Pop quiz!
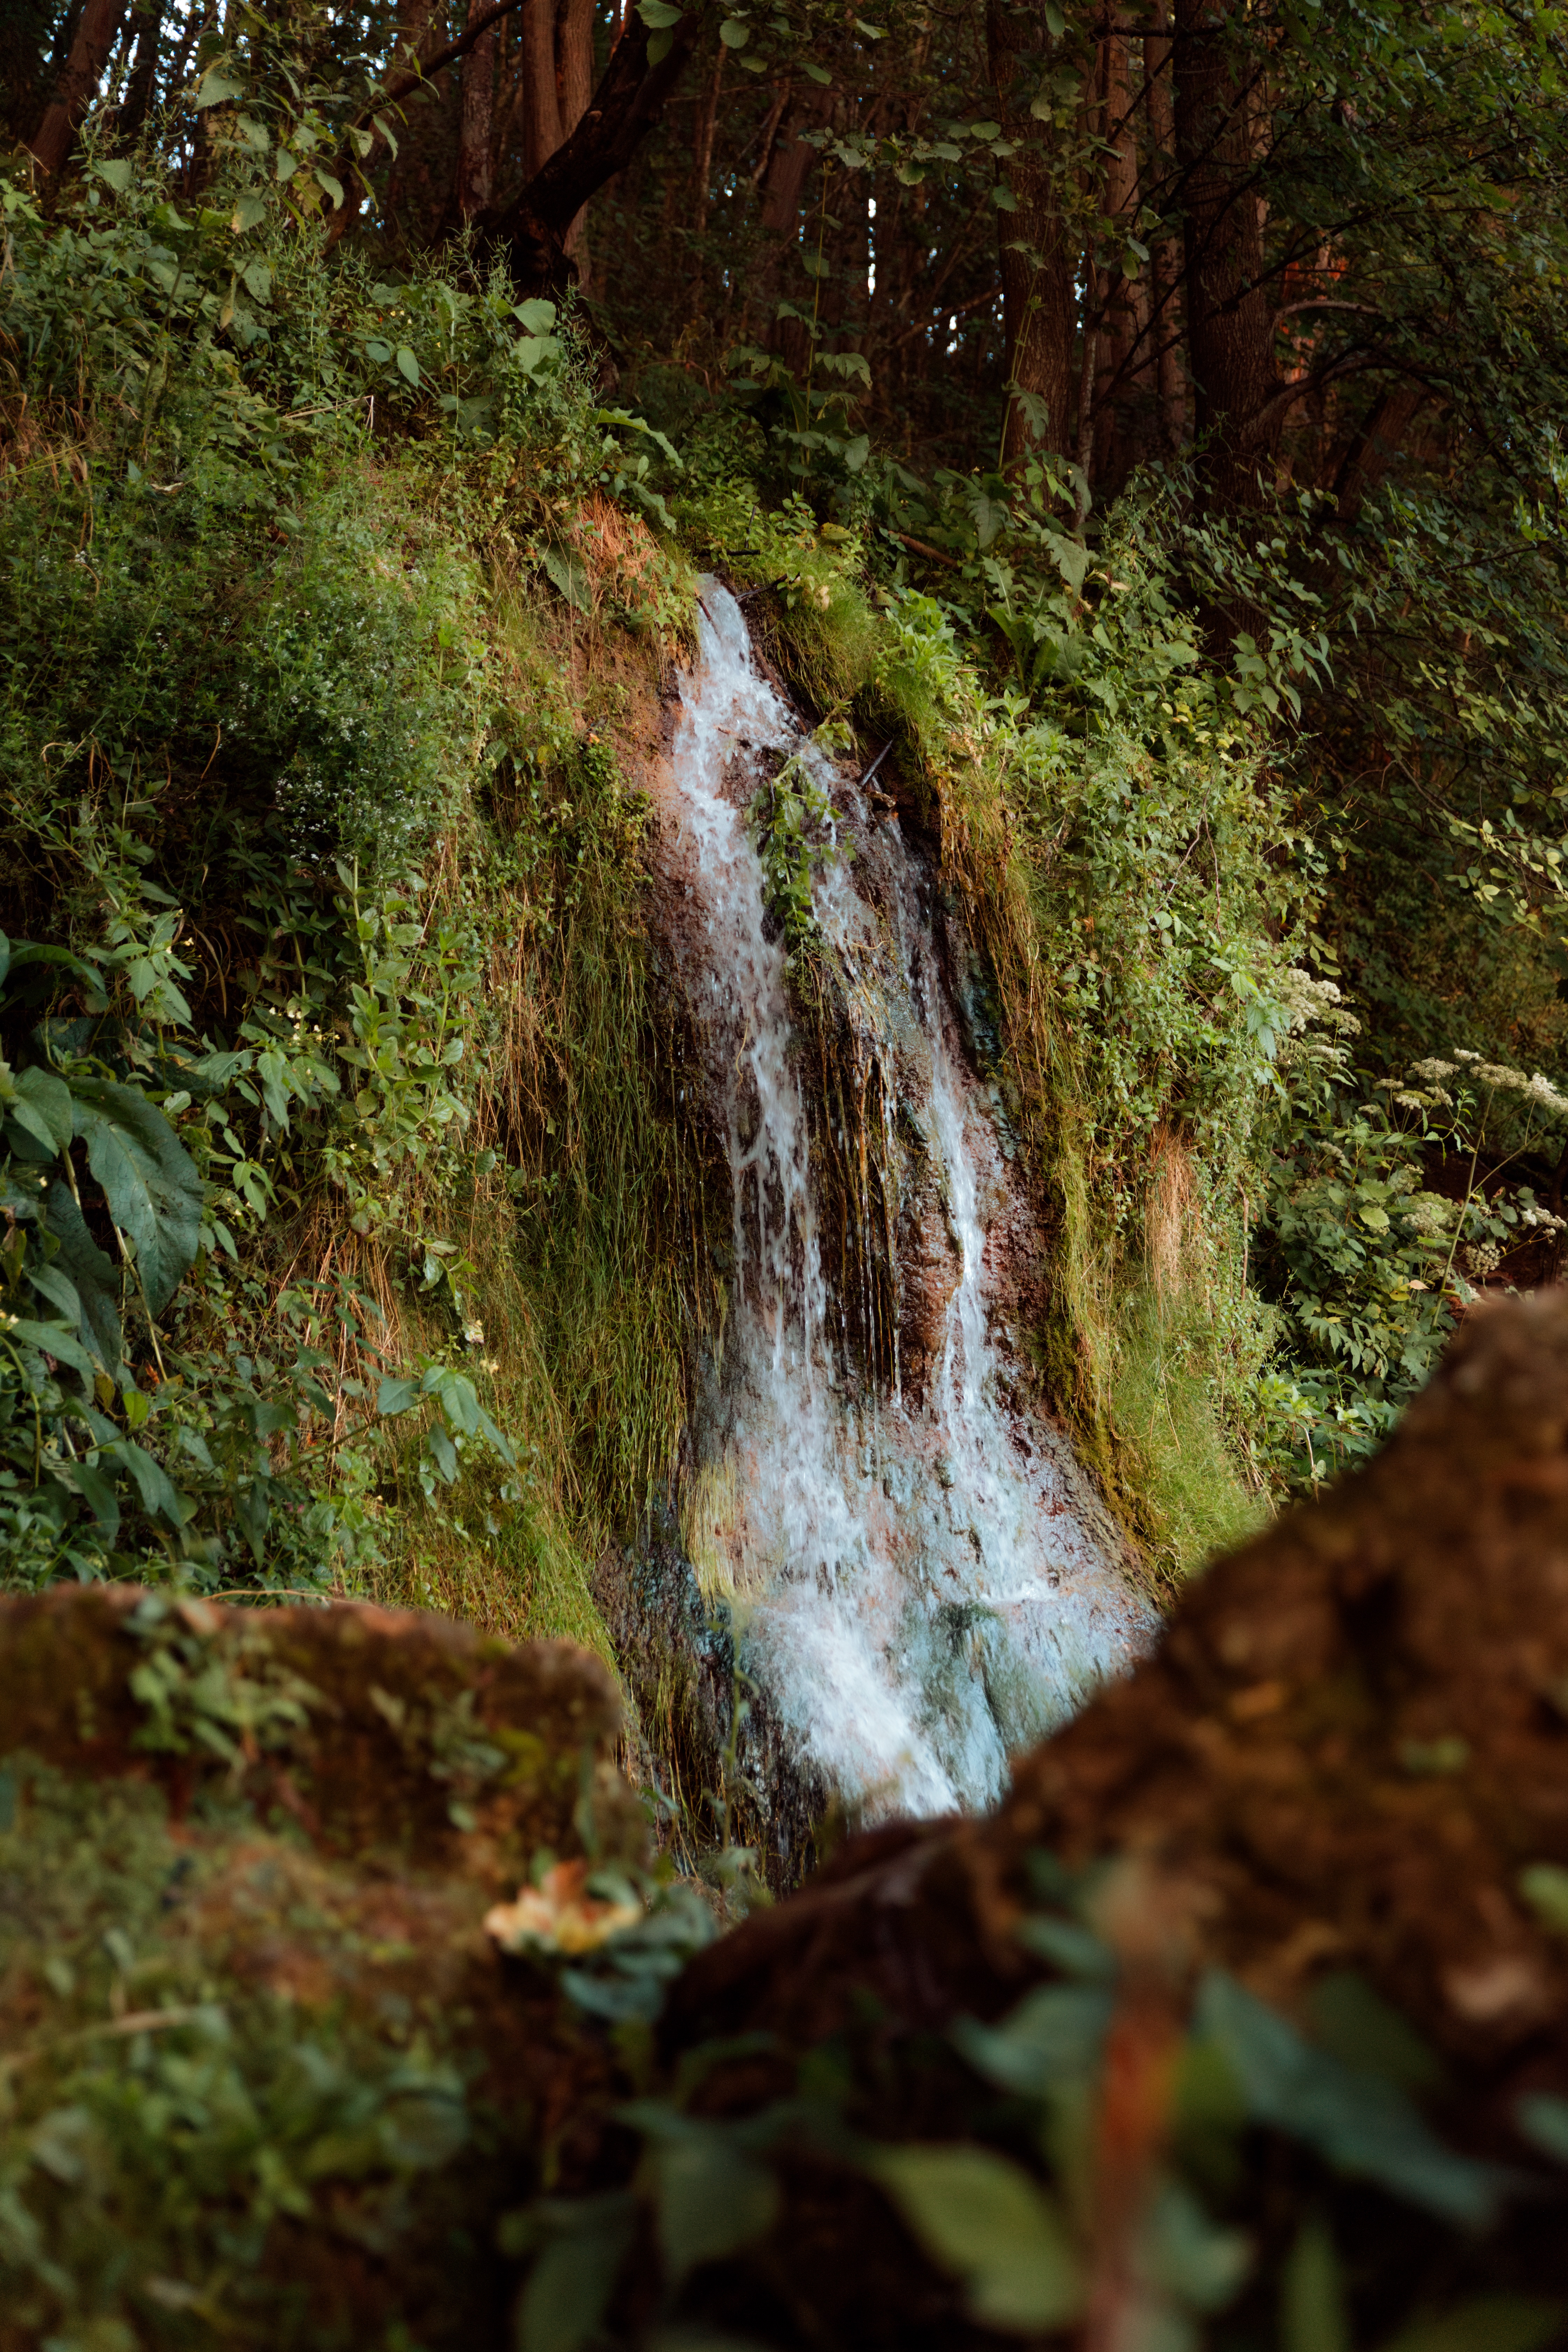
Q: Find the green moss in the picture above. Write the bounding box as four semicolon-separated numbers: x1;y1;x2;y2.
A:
1109;1284;1270;1588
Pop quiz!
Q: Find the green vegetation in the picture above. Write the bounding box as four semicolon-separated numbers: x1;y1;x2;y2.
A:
7;0;1568;1608
0;152;719;1650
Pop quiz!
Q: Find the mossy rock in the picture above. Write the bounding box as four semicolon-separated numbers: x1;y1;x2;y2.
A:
0;1590;644;2350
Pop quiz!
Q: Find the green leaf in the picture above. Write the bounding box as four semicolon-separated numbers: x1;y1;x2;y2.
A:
241;259;272;304
517;2196;637;2352
992;180;1020;211
1308;1972;1442;2092
195;65;245;108
0;932;8;988
70;1077;203;1319
594;406;684;470
647;2128;778;2283
720;16;751;44
801;58;832;83
1515;2092;1568;2164
1382;2301;1568;2352
1518;1862;1568;1934
843;433;870;473
869;2144;1083;2332
637;0;685;23
3;1316;98;1386
275;146;298;183
427;1424;458;1483
432;1371;481;1435
396;345;420;386
1194;1972;1507;2224
954;1983;1112;2096
95;159;133;194
1282;2218;1350;2352
1144;2177;1251;2313
377;1375;421;1415
542;545;592;613
365;337;393;364
7;1100;61;1157
315;169;345;209
62;1458;120;1541
514;297;558;334
97;1438;187;1527
41;1182;120;1373
513;332;562;378
1015;1911;1114;1979
24;1261;83;1328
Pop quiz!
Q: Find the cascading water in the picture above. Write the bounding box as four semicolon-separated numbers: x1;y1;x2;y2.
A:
658;582;1152;1821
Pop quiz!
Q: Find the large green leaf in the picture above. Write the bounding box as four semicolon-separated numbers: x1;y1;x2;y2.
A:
869;2143;1083;2333
41;1181;121;1374
70;1078;203;1316
1194;1973;1507;2224
620;2110;779;2286
96;1436;188;1527
4;1315;99;1388
14;1066;73;1151
953;1982;1112;2095
515;2193;638;2352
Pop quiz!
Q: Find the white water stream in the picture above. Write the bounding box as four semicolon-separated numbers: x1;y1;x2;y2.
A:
663;583;1151;1820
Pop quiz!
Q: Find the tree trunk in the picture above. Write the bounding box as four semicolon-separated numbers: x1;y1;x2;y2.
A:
1144;6;1186;457
686;36;724;311
120;0;164;142
755;91;824;379
27;0;128;175
522;0;563;180
485;5;698;296
988;1;1077;466
1330;381;1425;519
1091;13;1142;497
557;0;597;269
456;0;498;219
1173;0;1279;509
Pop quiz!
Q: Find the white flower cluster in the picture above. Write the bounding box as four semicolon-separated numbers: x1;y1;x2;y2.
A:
1473;1063;1568;1118
1402;1192;1457;1236
1277;967;1360;1037
1404;1049;1568;1121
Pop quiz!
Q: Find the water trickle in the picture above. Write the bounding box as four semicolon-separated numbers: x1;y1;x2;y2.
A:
662;582;1152;1820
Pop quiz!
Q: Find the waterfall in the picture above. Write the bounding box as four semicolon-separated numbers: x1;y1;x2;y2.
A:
659;582;1152;1821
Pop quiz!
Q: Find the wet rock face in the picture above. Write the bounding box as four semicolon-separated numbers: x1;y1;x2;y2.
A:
638;583;1152;1828
0;1589;640;2350
592;1530;834;1890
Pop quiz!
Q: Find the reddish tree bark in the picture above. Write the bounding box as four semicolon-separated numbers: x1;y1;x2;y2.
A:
1173;0;1280;508
1144;4;1186;457
483;6;700;295
27;0;128;176
1090;12;1140;495
557;0;598;265
522;0;563;178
